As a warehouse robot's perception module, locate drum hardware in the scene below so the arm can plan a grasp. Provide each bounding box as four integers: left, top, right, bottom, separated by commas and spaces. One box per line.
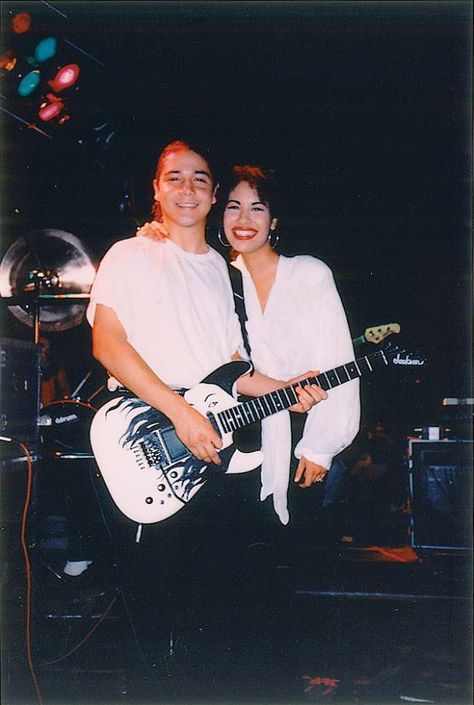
30, 269, 59, 343
36, 294, 91, 300
70, 370, 93, 400
0, 229, 98, 453
5, 294, 91, 303
38, 368, 108, 458
86, 383, 106, 404
40, 398, 97, 460
0, 229, 96, 333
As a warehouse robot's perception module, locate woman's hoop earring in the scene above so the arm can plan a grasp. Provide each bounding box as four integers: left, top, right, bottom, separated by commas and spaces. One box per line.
217, 228, 231, 247
268, 228, 280, 250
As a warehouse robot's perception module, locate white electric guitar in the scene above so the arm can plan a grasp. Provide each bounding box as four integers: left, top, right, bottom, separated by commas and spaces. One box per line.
90, 343, 422, 524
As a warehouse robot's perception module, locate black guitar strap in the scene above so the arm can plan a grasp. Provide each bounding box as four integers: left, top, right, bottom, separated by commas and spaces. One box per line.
227, 263, 253, 361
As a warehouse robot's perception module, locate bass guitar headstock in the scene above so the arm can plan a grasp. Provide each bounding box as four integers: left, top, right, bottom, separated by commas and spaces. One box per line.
364, 323, 401, 344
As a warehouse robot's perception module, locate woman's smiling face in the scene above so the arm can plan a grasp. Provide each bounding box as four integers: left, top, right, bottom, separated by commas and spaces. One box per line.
223, 180, 277, 254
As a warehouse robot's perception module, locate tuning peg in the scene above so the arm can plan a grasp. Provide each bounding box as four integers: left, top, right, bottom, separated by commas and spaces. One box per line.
382, 341, 399, 353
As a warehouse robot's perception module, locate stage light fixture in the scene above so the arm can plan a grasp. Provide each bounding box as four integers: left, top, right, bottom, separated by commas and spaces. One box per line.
34, 37, 57, 63
11, 12, 32, 35
38, 94, 64, 121
48, 64, 80, 92
1, 4, 103, 137
0, 50, 17, 72
17, 69, 40, 97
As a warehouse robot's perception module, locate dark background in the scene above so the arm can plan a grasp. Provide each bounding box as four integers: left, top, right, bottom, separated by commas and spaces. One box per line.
1, 0, 472, 436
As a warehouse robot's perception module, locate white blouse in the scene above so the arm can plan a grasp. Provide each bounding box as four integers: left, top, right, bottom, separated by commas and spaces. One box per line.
233, 254, 360, 524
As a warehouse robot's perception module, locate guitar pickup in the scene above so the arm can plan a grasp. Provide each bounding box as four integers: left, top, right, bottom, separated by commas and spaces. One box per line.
137, 427, 189, 469
159, 426, 189, 463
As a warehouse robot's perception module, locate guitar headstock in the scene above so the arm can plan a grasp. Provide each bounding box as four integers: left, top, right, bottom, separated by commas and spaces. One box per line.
380, 341, 427, 367
364, 323, 401, 344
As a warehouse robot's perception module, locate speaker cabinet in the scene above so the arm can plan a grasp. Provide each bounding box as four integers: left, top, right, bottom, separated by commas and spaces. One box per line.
0, 338, 40, 450
408, 439, 473, 551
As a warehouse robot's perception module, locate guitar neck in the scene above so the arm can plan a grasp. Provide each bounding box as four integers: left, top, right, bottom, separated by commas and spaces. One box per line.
352, 334, 366, 348
216, 349, 388, 433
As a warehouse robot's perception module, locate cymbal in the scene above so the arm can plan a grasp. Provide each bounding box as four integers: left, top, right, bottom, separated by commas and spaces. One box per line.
0, 229, 96, 331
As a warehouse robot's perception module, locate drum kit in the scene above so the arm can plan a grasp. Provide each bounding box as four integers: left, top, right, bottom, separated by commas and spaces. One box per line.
0, 229, 102, 459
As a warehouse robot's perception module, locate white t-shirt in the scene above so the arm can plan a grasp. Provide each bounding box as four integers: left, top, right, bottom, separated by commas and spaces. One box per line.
87, 237, 243, 389
233, 254, 360, 524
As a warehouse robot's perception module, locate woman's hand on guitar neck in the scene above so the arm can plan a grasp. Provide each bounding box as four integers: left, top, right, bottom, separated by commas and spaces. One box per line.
287, 370, 328, 413
136, 220, 168, 241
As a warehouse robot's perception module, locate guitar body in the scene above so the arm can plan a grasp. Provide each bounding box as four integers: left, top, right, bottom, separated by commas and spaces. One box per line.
90, 361, 264, 524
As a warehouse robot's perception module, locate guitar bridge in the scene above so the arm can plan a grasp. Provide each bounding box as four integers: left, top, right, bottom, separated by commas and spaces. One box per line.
136, 436, 169, 469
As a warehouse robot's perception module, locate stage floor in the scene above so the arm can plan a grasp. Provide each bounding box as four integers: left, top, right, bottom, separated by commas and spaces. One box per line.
1, 542, 472, 705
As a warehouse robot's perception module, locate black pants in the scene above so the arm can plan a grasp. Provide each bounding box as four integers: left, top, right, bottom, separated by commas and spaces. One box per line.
115, 468, 266, 626
100, 420, 334, 701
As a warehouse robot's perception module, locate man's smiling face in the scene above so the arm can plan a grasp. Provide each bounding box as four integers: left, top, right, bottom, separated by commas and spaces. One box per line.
153, 149, 217, 229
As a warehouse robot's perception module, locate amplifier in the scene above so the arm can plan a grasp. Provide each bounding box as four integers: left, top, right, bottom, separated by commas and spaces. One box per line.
408, 439, 473, 552
0, 338, 40, 450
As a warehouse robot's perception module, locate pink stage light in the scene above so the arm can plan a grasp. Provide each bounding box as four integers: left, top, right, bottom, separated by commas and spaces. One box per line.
38, 94, 64, 121
48, 64, 80, 92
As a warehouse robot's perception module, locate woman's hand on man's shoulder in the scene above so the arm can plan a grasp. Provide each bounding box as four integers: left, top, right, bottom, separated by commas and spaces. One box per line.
136, 220, 168, 241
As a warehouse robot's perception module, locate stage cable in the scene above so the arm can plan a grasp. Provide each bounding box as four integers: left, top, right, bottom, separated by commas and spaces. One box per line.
39, 595, 118, 666
0, 437, 44, 705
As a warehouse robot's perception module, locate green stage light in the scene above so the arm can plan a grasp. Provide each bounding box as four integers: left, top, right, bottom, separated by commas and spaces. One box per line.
18, 70, 40, 97
34, 37, 57, 63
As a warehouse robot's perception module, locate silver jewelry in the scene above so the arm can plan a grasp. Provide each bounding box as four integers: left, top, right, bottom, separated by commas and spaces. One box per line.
217, 228, 230, 247
268, 228, 280, 250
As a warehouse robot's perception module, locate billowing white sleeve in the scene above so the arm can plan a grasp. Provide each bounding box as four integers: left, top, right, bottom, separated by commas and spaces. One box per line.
294, 269, 360, 469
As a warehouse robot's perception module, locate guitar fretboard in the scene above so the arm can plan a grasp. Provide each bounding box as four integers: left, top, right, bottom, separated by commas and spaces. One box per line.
217, 349, 388, 434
